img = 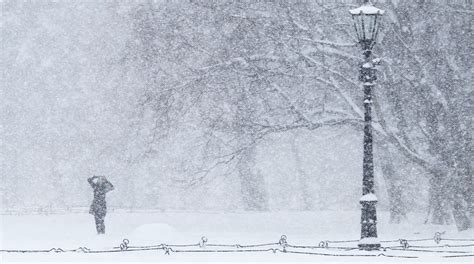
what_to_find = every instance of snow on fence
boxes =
[1,232,473,259]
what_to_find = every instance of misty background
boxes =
[1,0,472,230]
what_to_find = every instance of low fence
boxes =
[1,232,473,259]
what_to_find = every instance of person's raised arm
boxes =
[88,176,97,188]
[103,180,114,193]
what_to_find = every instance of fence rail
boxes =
[1,232,473,259]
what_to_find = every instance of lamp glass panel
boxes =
[366,15,375,41]
[354,15,364,42]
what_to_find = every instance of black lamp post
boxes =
[349,0,384,251]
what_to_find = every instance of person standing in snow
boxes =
[88,176,114,234]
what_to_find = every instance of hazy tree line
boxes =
[1,1,471,230]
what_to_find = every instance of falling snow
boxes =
[1,0,472,263]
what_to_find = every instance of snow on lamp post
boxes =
[349,0,384,251]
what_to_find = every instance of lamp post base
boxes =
[358,237,381,250]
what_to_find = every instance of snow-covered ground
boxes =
[1,210,473,263]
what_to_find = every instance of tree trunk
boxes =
[379,144,406,224]
[427,172,452,225]
[452,192,471,231]
[290,133,313,210]
[388,184,405,224]
[237,144,268,211]
[448,113,472,230]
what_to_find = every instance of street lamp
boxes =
[349,0,384,251]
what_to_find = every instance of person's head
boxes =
[92,176,107,185]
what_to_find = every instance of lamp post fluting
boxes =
[349,0,385,251]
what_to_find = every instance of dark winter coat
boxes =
[88,176,114,217]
